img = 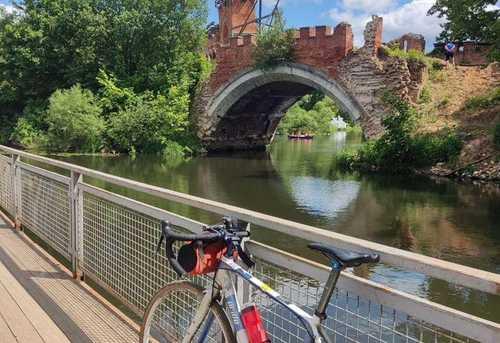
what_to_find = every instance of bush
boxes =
[383,46,427,64]
[253,11,295,69]
[464,87,500,111]
[44,85,105,153]
[494,123,500,149]
[107,85,194,156]
[339,93,462,172]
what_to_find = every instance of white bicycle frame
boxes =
[182,256,339,343]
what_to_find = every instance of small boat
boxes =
[288,134,314,140]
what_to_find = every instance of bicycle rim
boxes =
[141,281,235,343]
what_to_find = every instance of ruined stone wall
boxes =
[337,17,426,138]
[197,15,429,146]
[389,33,426,52]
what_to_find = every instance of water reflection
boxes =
[290,177,360,218]
[53,133,500,322]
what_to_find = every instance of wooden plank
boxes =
[0,258,70,343]
[0,314,17,343]
[247,240,500,343]
[0,228,138,343]
[1,145,498,295]
[0,280,44,343]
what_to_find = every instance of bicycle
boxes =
[140,218,379,343]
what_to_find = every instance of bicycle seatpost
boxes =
[315,260,343,321]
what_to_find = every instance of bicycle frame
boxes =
[182,256,338,343]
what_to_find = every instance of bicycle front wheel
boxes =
[140,281,235,343]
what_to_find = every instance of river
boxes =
[55,132,500,322]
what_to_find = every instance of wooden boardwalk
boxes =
[0,215,139,342]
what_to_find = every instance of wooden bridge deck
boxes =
[0,215,139,342]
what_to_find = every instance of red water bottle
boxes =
[241,304,270,343]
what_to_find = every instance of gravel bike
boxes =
[140,218,379,343]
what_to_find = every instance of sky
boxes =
[207,0,500,51]
[1,1,498,51]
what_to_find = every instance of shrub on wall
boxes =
[253,11,295,69]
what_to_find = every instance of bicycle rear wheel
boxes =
[140,280,235,343]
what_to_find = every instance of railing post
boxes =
[70,171,84,280]
[237,223,252,306]
[11,154,22,229]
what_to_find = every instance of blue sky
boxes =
[1,1,498,51]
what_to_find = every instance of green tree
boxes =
[428,0,499,60]
[278,95,342,135]
[253,10,295,69]
[107,85,192,156]
[43,85,105,153]
[0,0,208,116]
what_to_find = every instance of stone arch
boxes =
[199,63,367,151]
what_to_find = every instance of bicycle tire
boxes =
[140,280,236,343]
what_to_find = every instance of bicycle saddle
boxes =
[308,243,380,268]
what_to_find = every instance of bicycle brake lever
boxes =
[155,221,169,255]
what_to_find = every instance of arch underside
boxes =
[203,65,364,151]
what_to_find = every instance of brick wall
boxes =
[434,42,492,66]
[210,23,354,91]
[389,33,426,52]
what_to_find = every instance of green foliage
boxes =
[494,123,500,149]
[339,93,462,172]
[418,87,432,104]
[428,0,499,61]
[384,46,427,64]
[278,95,343,135]
[43,85,105,153]
[0,0,208,155]
[107,85,194,156]
[464,87,500,110]
[254,11,295,69]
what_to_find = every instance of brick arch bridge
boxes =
[195,14,426,151]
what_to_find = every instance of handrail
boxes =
[1,144,500,297]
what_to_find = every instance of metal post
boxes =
[237,223,252,305]
[11,154,21,229]
[70,171,84,280]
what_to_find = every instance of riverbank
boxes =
[340,63,500,182]
[417,65,500,182]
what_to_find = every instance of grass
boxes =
[418,87,431,104]
[464,87,500,111]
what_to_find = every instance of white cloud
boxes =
[0,4,16,14]
[328,0,446,50]
[342,0,397,13]
[382,0,445,48]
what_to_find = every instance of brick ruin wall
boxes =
[201,16,428,141]
[209,22,354,92]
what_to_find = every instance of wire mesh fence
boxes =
[251,258,477,343]
[19,166,72,259]
[81,190,479,343]
[0,148,495,343]
[0,156,14,216]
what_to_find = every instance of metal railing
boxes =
[0,145,499,343]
